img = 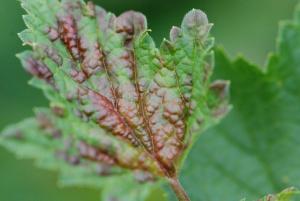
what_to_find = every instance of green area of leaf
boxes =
[244,187,300,201]
[181,3,300,201]
[270,188,300,201]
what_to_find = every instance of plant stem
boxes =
[168,177,191,201]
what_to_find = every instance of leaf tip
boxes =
[117,10,148,35]
[169,26,181,42]
[182,9,213,39]
[209,80,231,119]
[210,80,230,100]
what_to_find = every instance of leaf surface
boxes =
[255,188,300,201]
[181,4,300,201]
[0,0,229,200]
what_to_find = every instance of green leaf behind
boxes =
[181,3,300,201]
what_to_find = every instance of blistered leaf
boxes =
[0,111,159,201]
[1,0,229,200]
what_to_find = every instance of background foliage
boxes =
[0,0,298,201]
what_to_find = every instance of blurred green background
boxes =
[0,0,298,200]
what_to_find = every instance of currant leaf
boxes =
[0,0,229,200]
[181,3,300,201]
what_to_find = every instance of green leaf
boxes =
[241,188,300,201]
[182,3,300,201]
[252,188,299,201]
[260,188,300,201]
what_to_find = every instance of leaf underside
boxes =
[0,0,229,200]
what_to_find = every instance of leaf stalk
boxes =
[168,177,191,201]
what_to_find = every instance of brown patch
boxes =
[23,56,53,85]
[51,106,66,117]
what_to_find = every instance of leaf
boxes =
[0,109,161,201]
[259,188,300,201]
[181,3,300,201]
[241,188,300,201]
[0,0,229,200]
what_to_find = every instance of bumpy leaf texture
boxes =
[180,3,300,201]
[0,0,229,200]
